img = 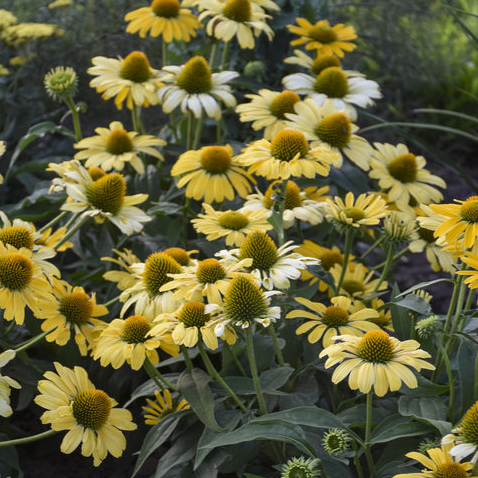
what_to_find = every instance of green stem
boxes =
[359,236,385,261]
[53,215,89,250]
[182,197,191,248]
[38,211,69,234]
[209,40,218,70]
[0,429,57,448]
[197,341,247,413]
[225,343,247,377]
[220,41,230,71]
[244,327,267,415]
[216,119,222,145]
[103,296,120,308]
[268,325,285,366]
[162,37,168,66]
[372,244,395,293]
[364,391,376,478]
[334,229,354,296]
[63,211,80,230]
[15,329,56,353]
[131,102,140,132]
[181,345,193,372]
[352,442,365,478]
[65,97,82,141]
[2,321,15,338]
[437,335,455,421]
[272,180,287,246]
[144,356,178,392]
[186,113,193,150]
[474,354,478,402]
[192,113,203,150]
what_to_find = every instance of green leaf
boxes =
[5,121,74,182]
[370,414,434,444]
[458,338,478,414]
[389,284,411,340]
[149,201,183,216]
[177,368,226,432]
[398,396,451,435]
[132,412,185,477]
[400,374,449,397]
[154,424,203,478]
[259,366,294,392]
[392,294,432,315]
[198,420,317,458]
[395,279,455,298]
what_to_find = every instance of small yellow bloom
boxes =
[143,389,190,425]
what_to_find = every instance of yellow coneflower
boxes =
[143,389,190,425]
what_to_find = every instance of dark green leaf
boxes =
[178,368,226,432]
[259,366,294,392]
[398,396,451,435]
[400,374,449,397]
[370,414,433,444]
[392,294,432,315]
[132,412,185,477]
[458,338,478,414]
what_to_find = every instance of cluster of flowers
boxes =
[0,0,477,476]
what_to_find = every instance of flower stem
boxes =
[0,429,57,448]
[209,40,218,69]
[181,345,193,372]
[352,442,365,478]
[225,343,247,376]
[197,341,247,413]
[38,211,69,234]
[437,335,455,421]
[364,391,376,477]
[53,214,89,250]
[103,296,120,308]
[131,101,140,132]
[271,179,287,246]
[186,113,193,150]
[162,37,168,66]
[65,97,82,141]
[359,236,384,261]
[268,324,285,366]
[244,326,267,415]
[372,244,395,293]
[220,41,230,71]
[15,328,56,353]
[192,113,203,150]
[144,356,178,392]
[334,229,354,295]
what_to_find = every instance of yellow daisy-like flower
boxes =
[59,163,151,235]
[74,121,166,174]
[103,248,142,291]
[171,144,255,203]
[88,51,163,110]
[360,297,394,332]
[0,243,55,324]
[125,0,201,42]
[319,330,435,397]
[369,143,446,207]
[217,230,319,290]
[93,312,179,370]
[442,400,478,464]
[236,89,301,140]
[325,191,388,229]
[34,362,137,466]
[328,262,387,299]
[159,256,252,304]
[143,389,190,425]
[287,295,379,347]
[150,301,236,349]
[197,0,274,49]
[119,252,184,317]
[191,203,272,247]
[0,350,21,418]
[284,49,342,75]
[392,443,477,478]
[34,225,73,252]
[288,18,357,57]
[282,66,381,122]
[37,279,108,356]
[418,196,478,250]
[158,56,238,119]
[217,274,281,329]
[458,253,478,289]
[285,98,373,170]
[242,180,329,229]
[236,129,338,180]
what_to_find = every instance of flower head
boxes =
[281,457,321,478]
[158,56,238,119]
[0,350,21,417]
[191,203,272,247]
[392,443,477,478]
[236,129,339,180]
[287,295,380,347]
[322,428,352,455]
[74,121,165,174]
[125,0,202,42]
[88,51,163,110]
[171,144,255,203]
[44,66,78,101]
[35,363,137,466]
[198,0,274,49]
[143,389,190,425]
[287,18,357,57]
[319,330,435,396]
